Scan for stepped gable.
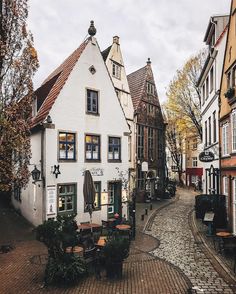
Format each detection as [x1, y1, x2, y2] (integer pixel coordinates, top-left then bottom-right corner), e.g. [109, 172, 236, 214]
[31, 38, 89, 128]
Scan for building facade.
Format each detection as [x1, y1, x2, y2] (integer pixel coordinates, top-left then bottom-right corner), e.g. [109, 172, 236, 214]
[198, 15, 229, 194]
[127, 60, 166, 201]
[102, 36, 135, 195]
[219, 0, 236, 233]
[12, 23, 130, 226]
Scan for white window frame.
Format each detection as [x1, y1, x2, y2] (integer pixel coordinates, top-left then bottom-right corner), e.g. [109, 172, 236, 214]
[232, 110, 236, 152]
[222, 123, 229, 156]
[192, 157, 198, 167]
[112, 62, 121, 79]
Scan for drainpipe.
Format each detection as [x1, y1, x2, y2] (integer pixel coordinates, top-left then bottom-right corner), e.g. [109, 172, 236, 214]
[41, 126, 46, 222]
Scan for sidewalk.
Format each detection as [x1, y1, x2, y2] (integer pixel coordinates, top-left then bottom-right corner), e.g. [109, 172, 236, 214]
[0, 193, 192, 294]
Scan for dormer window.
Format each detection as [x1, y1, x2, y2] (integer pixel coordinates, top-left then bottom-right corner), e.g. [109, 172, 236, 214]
[112, 62, 121, 79]
[146, 82, 155, 95]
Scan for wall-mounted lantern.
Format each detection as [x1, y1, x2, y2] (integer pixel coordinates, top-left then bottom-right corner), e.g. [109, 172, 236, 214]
[31, 165, 41, 183]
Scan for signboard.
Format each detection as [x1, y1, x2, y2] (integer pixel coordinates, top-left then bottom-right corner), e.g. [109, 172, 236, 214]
[141, 161, 148, 172]
[204, 212, 215, 222]
[199, 151, 214, 162]
[81, 168, 104, 176]
[46, 186, 57, 216]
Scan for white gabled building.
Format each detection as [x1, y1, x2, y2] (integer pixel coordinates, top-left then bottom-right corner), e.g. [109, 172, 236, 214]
[198, 15, 229, 194]
[102, 36, 135, 194]
[12, 22, 130, 226]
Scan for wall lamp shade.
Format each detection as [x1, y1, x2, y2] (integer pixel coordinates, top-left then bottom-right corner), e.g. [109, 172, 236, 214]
[31, 165, 41, 182]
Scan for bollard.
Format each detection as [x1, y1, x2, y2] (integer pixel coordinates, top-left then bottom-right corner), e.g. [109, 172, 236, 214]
[141, 214, 144, 221]
[145, 208, 148, 215]
[150, 203, 153, 210]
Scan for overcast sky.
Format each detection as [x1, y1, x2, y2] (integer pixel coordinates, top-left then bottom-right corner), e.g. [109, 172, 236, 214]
[28, 0, 230, 102]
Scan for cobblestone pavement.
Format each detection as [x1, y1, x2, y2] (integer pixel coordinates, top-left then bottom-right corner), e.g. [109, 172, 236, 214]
[0, 196, 193, 293]
[148, 188, 236, 294]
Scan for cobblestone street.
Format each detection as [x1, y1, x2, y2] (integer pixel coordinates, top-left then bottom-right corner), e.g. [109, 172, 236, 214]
[148, 188, 236, 294]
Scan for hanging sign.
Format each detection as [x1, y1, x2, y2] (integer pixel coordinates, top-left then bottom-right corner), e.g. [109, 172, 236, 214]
[46, 186, 57, 216]
[199, 151, 214, 162]
[141, 161, 148, 172]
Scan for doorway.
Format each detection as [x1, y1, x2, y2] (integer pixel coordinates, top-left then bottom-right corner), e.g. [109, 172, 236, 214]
[108, 181, 122, 219]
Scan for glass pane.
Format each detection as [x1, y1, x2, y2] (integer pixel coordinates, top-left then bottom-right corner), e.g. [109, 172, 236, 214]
[59, 133, 66, 142]
[59, 185, 66, 194]
[114, 151, 119, 159]
[67, 143, 74, 159]
[92, 136, 99, 144]
[93, 151, 98, 159]
[67, 134, 75, 142]
[58, 197, 65, 211]
[59, 144, 66, 159]
[86, 136, 92, 143]
[108, 152, 113, 159]
[86, 151, 92, 159]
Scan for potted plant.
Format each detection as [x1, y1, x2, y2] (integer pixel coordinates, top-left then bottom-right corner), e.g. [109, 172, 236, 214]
[35, 214, 87, 286]
[101, 236, 130, 279]
[224, 87, 235, 99]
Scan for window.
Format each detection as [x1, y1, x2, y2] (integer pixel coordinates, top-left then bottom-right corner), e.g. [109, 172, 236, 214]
[59, 132, 76, 160]
[222, 123, 229, 156]
[146, 82, 155, 95]
[112, 62, 121, 79]
[137, 125, 144, 159]
[85, 135, 100, 161]
[208, 116, 211, 145]
[205, 121, 208, 147]
[108, 184, 115, 214]
[210, 66, 214, 93]
[85, 182, 101, 211]
[202, 84, 205, 104]
[213, 111, 216, 143]
[206, 77, 209, 99]
[227, 71, 231, 89]
[232, 111, 236, 151]
[223, 176, 229, 218]
[192, 139, 197, 150]
[148, 127, 154, 160]
[58, 184, 76, 214]
[137, 166, 145, 189]
[87, 89, 98, 114]
[192, 157, 197, 167]
[108, 137, 121, 161]
[148, 104, 155, 115]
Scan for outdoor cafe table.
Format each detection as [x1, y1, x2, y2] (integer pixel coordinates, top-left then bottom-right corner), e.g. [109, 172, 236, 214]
[65, 246, 84, 256]
[78, 223, 102, 232]
[216, 231, 233, 253]
[116, 224, 131, 231]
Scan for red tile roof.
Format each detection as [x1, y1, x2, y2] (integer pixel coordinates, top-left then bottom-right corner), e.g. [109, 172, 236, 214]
[127, 66, 146, 110]
[127, 64, 160, 111]
[31, 38, 89, 128]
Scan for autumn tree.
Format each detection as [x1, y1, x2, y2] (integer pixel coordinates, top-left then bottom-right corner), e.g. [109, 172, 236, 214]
[163, 106, 185, 185]
[166, 49, 207, 140]
[0, 0, 39, 192]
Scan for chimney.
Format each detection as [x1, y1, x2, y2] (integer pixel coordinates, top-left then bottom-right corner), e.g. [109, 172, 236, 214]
[113, 36, 120, 45]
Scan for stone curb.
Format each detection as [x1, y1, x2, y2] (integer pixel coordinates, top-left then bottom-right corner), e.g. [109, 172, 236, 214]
[189, 208, 236, 291]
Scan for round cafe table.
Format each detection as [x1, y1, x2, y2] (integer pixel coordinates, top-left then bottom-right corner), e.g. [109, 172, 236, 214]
[216, 231, 231, 238]
[78, 223, 102, 231]
[65, 246, 84, 256]
[116, 224, 131, 231]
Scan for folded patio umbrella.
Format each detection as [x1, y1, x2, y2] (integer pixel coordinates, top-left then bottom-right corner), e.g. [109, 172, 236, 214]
[83, 170, 96, 233]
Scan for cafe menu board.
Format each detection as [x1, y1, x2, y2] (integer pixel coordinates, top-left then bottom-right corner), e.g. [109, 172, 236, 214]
[46, 186, 57, 217]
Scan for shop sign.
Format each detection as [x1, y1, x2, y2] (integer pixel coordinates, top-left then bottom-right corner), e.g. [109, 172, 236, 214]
[199, 151, 214, 162]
